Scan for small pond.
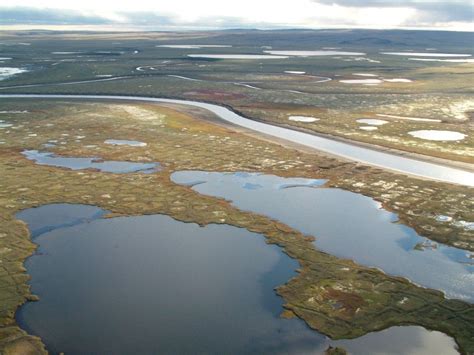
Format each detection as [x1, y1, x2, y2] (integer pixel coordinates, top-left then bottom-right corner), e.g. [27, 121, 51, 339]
[2, 94, 473, 186]
[22, 150, 159, 173]
[104, 139, 147, 147]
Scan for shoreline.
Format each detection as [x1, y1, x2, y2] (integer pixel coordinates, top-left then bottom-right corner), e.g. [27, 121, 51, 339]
[1, 93, 473, 187]
[0, 76, 472, 168]
[1, 97, 472, 354]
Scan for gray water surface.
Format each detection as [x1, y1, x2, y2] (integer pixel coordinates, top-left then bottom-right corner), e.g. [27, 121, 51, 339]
[1, 94, 472, 186]
[171, 171, 474, 301]
[22, 150, 159, 173]
[16, 204, 458, 355]
[104, 139, 147, 147]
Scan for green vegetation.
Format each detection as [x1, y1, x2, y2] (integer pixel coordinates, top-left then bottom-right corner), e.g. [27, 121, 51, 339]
[1, 30, 473, 163]
[0, 101, 472, 353]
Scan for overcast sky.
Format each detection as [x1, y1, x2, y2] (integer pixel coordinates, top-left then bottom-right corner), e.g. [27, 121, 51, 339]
[0, 0, 472, 31]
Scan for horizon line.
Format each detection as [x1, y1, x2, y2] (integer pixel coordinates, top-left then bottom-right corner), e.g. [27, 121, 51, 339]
[1, 25, 473, 33]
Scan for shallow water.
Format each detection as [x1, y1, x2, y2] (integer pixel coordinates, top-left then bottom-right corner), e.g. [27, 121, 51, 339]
[0, 110, 28, 113]
[0, 67, 27, 81]
[264, 50, 366, 56]
[376, 114, 441, 122]
[171, 171, 474, 301]
[340, 79, 382, 84]
[16, 204, 106, 238]
[2, 94, 473, 186]
[408, 130, 467, 141]
[289, 115, 319, 122]
[409, 58, 474, 63]
[356, 118, 388, 125]
[187, 54, 289, 59]
[383, 78, 412, 83]
[104, 139, 147, 147]
[158, 44, 232, 48]
[16, 204, 458, 354]
[234, 82, 261, 90]
[51, 51, 82, 54]
[22, 150, 159, 173]
[167, 74, 202, 81]
[359, 126, 378, 131]
[381, 52, 471, 57]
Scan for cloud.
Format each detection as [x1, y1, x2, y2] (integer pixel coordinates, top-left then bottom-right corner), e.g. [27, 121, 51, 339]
[0, 7, 114, 25]
[0, 8, 263, 30]
[313, 0, 474, 22]
[0, 1, 472, 31]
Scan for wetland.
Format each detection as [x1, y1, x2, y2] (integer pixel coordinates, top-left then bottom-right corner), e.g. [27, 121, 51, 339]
[0, 29, 472, 354]
[15, 203, 460, 354]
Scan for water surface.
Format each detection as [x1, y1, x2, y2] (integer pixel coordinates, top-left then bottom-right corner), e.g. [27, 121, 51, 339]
[289, 116, 319, 122]
[0, 67, 28, 80]
[188, 54, 289, 59]
[381, 52, 471, 57]
[171, 171, 474, 301]
[356, 119, 388, 125]
[264, 50, 366, 56]
[2, 94, 471, 186]
[22, 150, 159, 173]
[408, 130, 467, 141]
[409, 58, 474, 63]
[158, 45, 232, 49]
[16, 204, 458, 354]
[104, 139, 147, 147]
[340, 79, 382, 84]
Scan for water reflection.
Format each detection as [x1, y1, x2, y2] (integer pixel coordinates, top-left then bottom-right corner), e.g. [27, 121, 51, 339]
[1, 94, 473, 186]
[22, 150, 159, 173]
[171, 171, 474, 301]
[16, 204, 458, 354]
[104, 139, 147, 147]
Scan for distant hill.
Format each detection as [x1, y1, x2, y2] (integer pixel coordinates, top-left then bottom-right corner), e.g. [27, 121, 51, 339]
[206, 29, 474, 54]
[339, 37, 401, 46]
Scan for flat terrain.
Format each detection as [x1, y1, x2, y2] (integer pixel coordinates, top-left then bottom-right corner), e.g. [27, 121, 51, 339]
[0, 29, 472, 354]
[1, 29, 473, 163]
[0, 100, 472, 354]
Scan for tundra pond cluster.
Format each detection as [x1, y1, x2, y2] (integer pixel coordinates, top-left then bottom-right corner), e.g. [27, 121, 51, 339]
[0, 100, 472, 354]
[0, 29, 472, 355]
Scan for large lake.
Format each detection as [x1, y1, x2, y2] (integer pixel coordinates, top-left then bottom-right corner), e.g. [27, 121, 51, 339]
[171, 171, 474, 302]
[16, 204, 458, 354]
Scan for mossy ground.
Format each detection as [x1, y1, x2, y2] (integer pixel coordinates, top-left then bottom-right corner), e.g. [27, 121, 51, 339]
[1, 30, 473, 163]
[0, 100, 472, 353]
[1, 28, 473, 164]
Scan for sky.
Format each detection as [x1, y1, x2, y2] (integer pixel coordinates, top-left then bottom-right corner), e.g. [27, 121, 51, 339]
[0, 0, 472, 31]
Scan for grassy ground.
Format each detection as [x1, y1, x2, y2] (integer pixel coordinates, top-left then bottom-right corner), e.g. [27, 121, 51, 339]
[0, 100, 472, 353]
[0, 30, 473, 162]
